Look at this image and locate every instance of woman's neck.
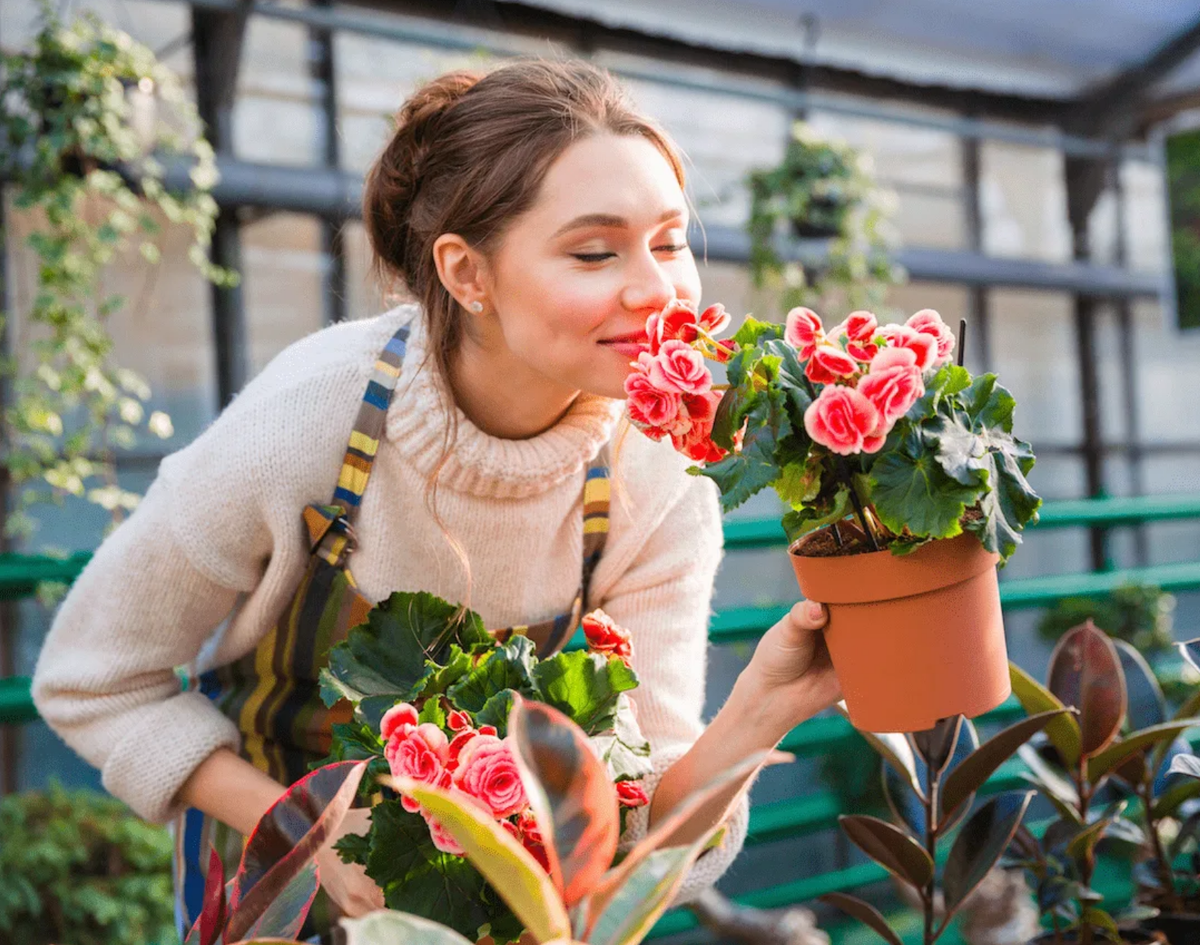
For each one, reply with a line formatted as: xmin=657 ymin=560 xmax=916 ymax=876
xmin=447 ymin=336 xmax=582 ymax=440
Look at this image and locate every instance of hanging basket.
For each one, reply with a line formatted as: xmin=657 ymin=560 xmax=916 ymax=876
xmin=789 ymin=531 xmax=1011 ymax=733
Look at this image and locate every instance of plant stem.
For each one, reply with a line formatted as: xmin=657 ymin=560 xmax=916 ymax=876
xmin=838 ymin=460 xmax=880 ymax=551
xmin=1077 ymin=763 xmax=1093 ymax=945
xmin=1142 ymin=776 xmax=1181 ymax=911
xmin=925 ymin=770 xmax=939 ymax=945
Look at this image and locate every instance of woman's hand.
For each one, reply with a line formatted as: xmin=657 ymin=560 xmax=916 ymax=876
xmin=316 ymin=807 xmax=385 ymax=918
xmin=740 ymin=599 xmax=842 ymax=734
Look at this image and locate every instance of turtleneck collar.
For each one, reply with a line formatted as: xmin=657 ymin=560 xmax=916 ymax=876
xmin=383 ymin=304 xmax=624 ymax=499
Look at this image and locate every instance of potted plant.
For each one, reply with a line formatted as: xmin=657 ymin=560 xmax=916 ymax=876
xmin=339 ymin=695 xmax=781 ymax=945
xmin=1006 ymin=622 xmax=1200 ymax=943
xmin=747 ymin=122 xmax=902 ymax=312
xmin=817 ymin=706 xmax=1066 ymax=944
xmin=623 ymin=300 xmax=1040 ymax=732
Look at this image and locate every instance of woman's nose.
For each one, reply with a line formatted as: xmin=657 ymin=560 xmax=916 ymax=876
xmin=621 ymin=250 xmax=676 ymax=314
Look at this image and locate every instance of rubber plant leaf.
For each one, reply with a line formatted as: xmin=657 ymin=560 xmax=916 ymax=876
xmin=1047 ymin=622 xmax=1127 ymax=760
xmin=184 ymin=846 xmax=227 ymax=945
xmin=940 ymin=791 xmax=1034 ymax=925
xmin=224 ymin=760 xmax=367 ymax=942
xmin=1087 ymin=720 xmax=1200 ymax=784
xmin=818 ymin=892 xmax=903 ymax=945
xmin=837 ymin=814 xmax=935 ymax=892
xmin=1009 ymin=662 xmax=1083 ymax=768
xmin=341 ymin=910 xmax=478 ymax=945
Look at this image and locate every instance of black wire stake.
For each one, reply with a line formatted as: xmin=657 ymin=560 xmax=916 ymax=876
xmin=837 ymin=457 xmax=880 ymax=552
xmin=957 ymin=318 xmax=967 ymax=369
xmin=831 ymin=521 xmax=844 ymax=548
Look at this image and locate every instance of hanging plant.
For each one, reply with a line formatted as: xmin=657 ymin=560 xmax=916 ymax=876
xmin=0 ymin=1 xmax=235 ymax=553
xmin=747 ymin=121 xmax=903 ymax=311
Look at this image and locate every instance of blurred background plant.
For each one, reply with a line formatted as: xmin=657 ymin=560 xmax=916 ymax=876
xmin=746 ymin=122 xmax=904 ymax=313
xmin=0 ymin=783 xmax=176 ymax=945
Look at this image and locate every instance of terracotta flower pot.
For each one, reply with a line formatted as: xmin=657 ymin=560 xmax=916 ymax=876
xmin=789 ymin=531 xmax=1010 ymax=733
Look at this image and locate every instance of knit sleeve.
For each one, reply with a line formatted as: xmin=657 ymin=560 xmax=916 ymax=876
xmin=30 ymin=474 xmax=256 ymax=824
xmin=594 ymin=470 xmax=749 ymax=905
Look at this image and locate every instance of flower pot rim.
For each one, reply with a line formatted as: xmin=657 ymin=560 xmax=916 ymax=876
xmin=789 ymin=531 xmax=1000 ymax=605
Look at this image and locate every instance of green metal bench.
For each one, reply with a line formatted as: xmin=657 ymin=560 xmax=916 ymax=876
xmin=2 ymin=493 xmax=1199 ymax=943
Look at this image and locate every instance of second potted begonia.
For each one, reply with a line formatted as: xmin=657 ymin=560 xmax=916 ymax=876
xmin=624 ymin=301 xmax=1042 ymax=733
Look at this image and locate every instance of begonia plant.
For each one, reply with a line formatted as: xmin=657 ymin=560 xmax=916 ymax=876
xmin=623 ymin=300 xmax=1041 ymax=561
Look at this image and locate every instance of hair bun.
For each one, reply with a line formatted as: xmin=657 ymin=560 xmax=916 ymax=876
xmin=363 ymin=70 xmax=482 ymax=285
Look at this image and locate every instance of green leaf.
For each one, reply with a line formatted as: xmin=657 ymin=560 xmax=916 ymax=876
xmin=941 ymin=709 xmax=1069 ymax=825
xmin=731 ymin=315 xmax=783 ymax=349
xmin=1017 ymin=744 xmax=1083 ymax=824
xmin=837 ymin=814 xmax=934 ymax=891
xmin=818 ymin=892 xmax=904 ymax=945
xmin=323 ymin=592 xmax=490 ymax=710
xmin=418 ymin=698 xmax=446 ymax=729
xmin=1169 ymin=753 xmax=1200 ymax=780
xmin=341 ymin=911 xmax=476 ymax=945
xmin=941 ymin=791 xmax=1034 ymax=923
xmin=410 ymin=646 xmax=473 ymax=701
xmin=781 ymin=486 xmax=850 ymax=545
xmin=1009 ymin=662 xmax=1084 ymax=768
xmin=475 ymin=690 xmax=516 ymax=737
xmin=446 ymin=637 xmax=538 ymax=713
xmin=1066 ymin=801 xmax=1128 ymax=862
xmin=868 ymin=430 xmax=978 ymax=539
xmin=697 ymin=384 xmax=791 ymax=513
xmin=1080 ymin=906 xmax=1122 ymax=942
xmin=586 ymin=846 xmax=700 ymax=945
xmin=1152 ymin=778 xmax=1200 ymax=818
xmin=531 ymin=649 xmax=638 ymax=733
xmin=1087 ymin=720 xmax=1200 ymax=783
xmin=591 ymin=693 xmax=654 ymax=782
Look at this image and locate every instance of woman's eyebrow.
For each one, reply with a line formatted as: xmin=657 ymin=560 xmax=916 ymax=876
xmin=552 ymin=207 xmax=686 ymax=238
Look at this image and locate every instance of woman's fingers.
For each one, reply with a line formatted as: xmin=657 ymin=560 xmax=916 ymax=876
xmin=789 ymin=598 xmax=828 ymax=631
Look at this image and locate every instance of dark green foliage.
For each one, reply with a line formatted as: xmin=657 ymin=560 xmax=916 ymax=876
xmin=0 ymin=783 xmax=176 ymax=945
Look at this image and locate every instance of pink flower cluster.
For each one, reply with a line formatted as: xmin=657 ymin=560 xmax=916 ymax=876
xmin=380 ymin=697 xmax=648 ymax=864
xmin=381 ymin=703 xmax=542 ymax=861
xmin=624 ymin=300 xmax=734 ymax=462
xmin=788 ymin=307 xmax=955 ymax=456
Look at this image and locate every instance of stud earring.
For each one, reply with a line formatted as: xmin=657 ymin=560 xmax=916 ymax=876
xmin=469 ymin=300 xmax=484 ymax=313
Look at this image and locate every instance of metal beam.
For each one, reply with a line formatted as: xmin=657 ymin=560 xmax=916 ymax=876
xmin=309 ymin=0 xmax=347 ymax=325
xmin=161 ymin=0 xmax=1154 ymax=163
xmin=1071 ymin=15 xmax=1200 ymax=135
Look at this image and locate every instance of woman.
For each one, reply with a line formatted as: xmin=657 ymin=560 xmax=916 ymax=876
xmin=31 ymin=58 xmax=840 ymax=934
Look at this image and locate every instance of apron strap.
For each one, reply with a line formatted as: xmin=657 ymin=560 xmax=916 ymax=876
xmin=307 ymin=323 xmax=410 ymax=564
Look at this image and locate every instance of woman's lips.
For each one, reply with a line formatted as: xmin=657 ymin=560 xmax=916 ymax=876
xmin=599 ymin=338 xmax=648 ymax=359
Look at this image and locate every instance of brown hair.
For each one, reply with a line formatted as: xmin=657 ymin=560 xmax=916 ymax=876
xmin=362 ymin=57 xmax=686 ymax=610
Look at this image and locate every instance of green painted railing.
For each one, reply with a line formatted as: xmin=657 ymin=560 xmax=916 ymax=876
xmin=3 ymin=493 xmax=1199 ymax=943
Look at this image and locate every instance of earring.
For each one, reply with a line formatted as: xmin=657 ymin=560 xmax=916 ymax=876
xmin=469 ymin=300 xmax=484 ymax=313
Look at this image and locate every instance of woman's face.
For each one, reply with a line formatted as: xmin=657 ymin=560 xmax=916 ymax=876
xmin=479 ymin=133 xmax=702 ymax=400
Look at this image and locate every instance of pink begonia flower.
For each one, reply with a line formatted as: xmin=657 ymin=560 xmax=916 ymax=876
xmin=906 ymin=309 xmax=956 ymax=365
xmin=805 ymin=344 xmax=859 ymax=385
xmin=645 ymin=301 xmax=731 ymax=355
xmin=648 ymin=339 xmax=713 ymax=395
xmin=380 ymin=702 xmax=418 ymax=740
xmin=386 ymin=721 xmax=450 ymax=813
xmin=785 ymin=307 xmax=824 ymax=359
xmin=804 ymin=385 xmax=885 ymax=455
xmin=452 ymin=734 xmax=528 ymax=820
xmin=831 ymin=310 xmax=880 ymax=362
xmin=858 ymin=347 xmax=925 ymax=426
xmin=670 ymin=391 xmax=727 ymax=463
xmin=447 ymin=709 xmax=472 ymax=733
xmin=625 ymin=360 xmax=682 ymax=438
xmin=880 ymin=324 xmax=937 ymax=372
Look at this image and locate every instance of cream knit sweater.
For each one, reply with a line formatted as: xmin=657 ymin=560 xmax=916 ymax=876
xmin=31 ymin=302 xmax=747 ymax=901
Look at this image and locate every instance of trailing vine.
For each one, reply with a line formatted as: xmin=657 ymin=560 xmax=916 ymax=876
xmin=747 ymin=121 xmax=903 ymax=312
xmin=0 ymin=2 xmax=234 ymax=557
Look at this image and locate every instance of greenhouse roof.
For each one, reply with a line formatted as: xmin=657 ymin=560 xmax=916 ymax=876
xmin=507 ymin=0 xmax=1200 ymax=110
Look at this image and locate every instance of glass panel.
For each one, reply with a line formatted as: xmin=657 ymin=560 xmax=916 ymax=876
xmin=980 ymin=139 xmax=1072 ymax=263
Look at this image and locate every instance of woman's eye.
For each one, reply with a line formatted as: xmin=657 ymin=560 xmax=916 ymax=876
xmin=657 ymin=243 xmax=690 ymax=253
xmin=571 ymin=252 xmax=615 ymax=262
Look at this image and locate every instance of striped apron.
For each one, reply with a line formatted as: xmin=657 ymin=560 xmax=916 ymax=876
xmin=174 ymin=322 xmax=611 ymax=939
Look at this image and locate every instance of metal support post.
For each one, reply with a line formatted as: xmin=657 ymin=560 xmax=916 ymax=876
xmin=193 ymin=3 xmax=250 ymax=407
xmin=310 ymin=0 xmax=347 ymax=324
xmin=961 ymin=108 xmax=992 ymax=371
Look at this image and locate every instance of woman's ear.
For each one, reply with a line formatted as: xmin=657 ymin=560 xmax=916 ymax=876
xmin=433 ymin=233 xmax=491 ymax=313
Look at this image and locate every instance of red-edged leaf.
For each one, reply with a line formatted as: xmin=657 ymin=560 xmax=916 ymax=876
xmin=1047 ymin=621 xmax=1127 ymax=759
xmin=911 ymin=716 xmax=963 ymax=777
xmin=838 ymin=814 xmax=934 ymax=891
xmin=185 ymin=846 xmax=227 ymax=945
xmin=1087 ymin=720 xmax=1200 ymax=784
xmin=508 ymin=696 xmax=618 ymax=909
xmin=224 ymin=760 xmax=367 ymax=942
xmin=234 ymin=861 xmax=318 ymax=942
xmin=940 ymin=709 xmax=1070 ymax=825
xmin=819 ymin=892 xmax=904 ymax=945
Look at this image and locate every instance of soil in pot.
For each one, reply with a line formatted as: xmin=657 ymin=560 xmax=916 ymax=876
xmin=790 ymin=527 xmax=1009 ymax=733
xmin=1141 ymin=911 xmax=1200 ymax=944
